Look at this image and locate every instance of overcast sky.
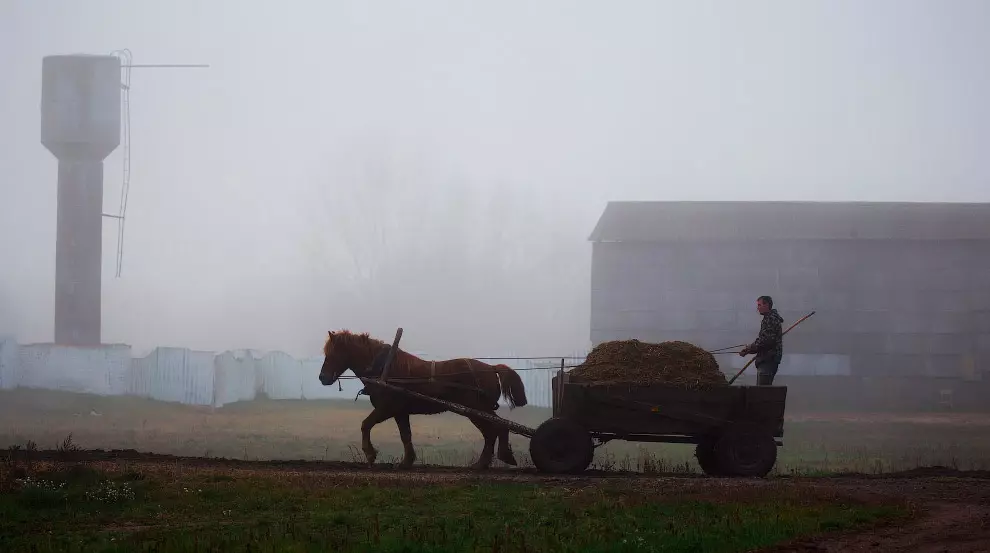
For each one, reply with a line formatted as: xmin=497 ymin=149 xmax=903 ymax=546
xmin=1 ymin=0 xmax=988 ymax=358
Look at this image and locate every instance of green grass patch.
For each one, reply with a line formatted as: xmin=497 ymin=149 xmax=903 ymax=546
xmin=0 ymin=466 xmax=903 ymax=553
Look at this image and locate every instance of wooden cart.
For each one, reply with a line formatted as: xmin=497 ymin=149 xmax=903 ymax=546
xmin=529 ymin=373 xmax=786 ymax=476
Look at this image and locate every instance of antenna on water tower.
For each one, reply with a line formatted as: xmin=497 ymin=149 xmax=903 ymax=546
xmin=40 ymin=50 xmax=208 ymax=347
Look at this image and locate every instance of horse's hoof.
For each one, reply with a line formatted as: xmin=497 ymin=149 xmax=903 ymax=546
xmin=498 ymin=452 xmax=518 ymax=466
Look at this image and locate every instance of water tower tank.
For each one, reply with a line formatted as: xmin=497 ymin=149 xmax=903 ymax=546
xmin=41 ymin=54 xmax=121 ymax=161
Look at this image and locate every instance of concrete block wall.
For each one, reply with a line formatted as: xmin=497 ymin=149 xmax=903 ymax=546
xmin=17 ymin=343 xmax=132 ymax=395
xmin=590 ymin=239 xmax=990 ymax=378
xmin=0 ymin=337 xmax=22 ymax=389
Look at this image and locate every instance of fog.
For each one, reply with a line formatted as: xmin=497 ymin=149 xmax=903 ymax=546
xmin=2 ymin=0 xmax=989 ymax=359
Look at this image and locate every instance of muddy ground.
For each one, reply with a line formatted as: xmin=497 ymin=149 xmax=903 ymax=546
xmin=8 ymin=448 xmax=990 ymax=552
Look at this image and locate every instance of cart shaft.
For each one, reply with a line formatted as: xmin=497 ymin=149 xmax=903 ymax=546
xmin=359 ymin=377 xmax=537 ymax=438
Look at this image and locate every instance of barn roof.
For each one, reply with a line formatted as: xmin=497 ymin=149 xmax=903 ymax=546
xmin=587 ymin=201 xmax=990 ymax=242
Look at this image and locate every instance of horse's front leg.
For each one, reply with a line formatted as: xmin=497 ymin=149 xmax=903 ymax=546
xmin=394 ymin=413 xmax=416 ymax=469
xmin=361 ymin=407 xmax=393 ymax=466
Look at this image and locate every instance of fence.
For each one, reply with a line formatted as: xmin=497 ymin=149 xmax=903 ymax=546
xmin=0 ymin=338 xmax=570 ymax=408
xmin=2 ymin=337 xmax=984 ymax=412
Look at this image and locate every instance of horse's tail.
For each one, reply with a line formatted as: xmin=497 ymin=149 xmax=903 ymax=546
xmin=493 ymin=364 xmax=528 ymax=408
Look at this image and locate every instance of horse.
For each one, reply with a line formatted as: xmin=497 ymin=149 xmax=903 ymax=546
xmin=318 ymin=330 xmax=529 ymax=470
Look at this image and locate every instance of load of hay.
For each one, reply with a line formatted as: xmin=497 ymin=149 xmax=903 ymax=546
xmin=568 ymin=339 xmax=728 ymax=389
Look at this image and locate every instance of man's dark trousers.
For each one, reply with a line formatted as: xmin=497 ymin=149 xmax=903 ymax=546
xmin=755 ymin=355 xmax=781 ymax=386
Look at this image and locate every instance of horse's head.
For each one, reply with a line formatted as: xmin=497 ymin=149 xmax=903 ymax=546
xmin=319 ymin=331 xmax=349 ymax=386
xmin=319 ymin=330 xmax=380 ymax=386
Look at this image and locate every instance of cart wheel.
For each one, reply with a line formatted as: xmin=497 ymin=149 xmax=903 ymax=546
xmin=582 ymin=441 xmax=597 ymax=471
xmin=529 ymin=417 xmax=594 ymax=474
xmin=694 ymin=436 xmax=723 ymax=476
xmin=713 ymin=423 xmax=777 ymax=478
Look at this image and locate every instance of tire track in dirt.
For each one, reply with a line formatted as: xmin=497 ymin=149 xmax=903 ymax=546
xmin=768 ymin=503 xmax=990 ymax=553
xmin=763 ymin=475 xmax=990 ymax=553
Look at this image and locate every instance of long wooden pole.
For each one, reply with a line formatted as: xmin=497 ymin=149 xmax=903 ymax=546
xmin=727 ymin=311 xmax=816 ymax=385
xmin=708 ymin=343 xmax=747 ymax=353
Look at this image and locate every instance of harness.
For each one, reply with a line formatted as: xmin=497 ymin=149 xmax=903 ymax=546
xmin=356 ymin=347 xmax=492 ymax=402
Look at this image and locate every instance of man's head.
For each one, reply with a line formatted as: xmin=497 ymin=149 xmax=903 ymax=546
xmin=757 ymin=295 xmax=773 ymax=315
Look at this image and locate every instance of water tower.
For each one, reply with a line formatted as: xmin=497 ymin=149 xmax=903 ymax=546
xmin=40 ymin=54 xmax=121 ymax=347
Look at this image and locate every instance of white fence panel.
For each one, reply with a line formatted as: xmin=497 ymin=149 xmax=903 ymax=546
xmin=212 ymin=352 xmax=237 ymax=407
xmin=127 ymin=353 xmax=154 ymax=398
xmin=517 ymin=365 xmax=552 ymax=409
xmin=186 ymin=351 xmax=216 ymax=406
xmin=213 ymin=351 xmax=258 ymax=407
xmin=146 ymin=348 xmax=216 ymax=405
xmin=148 ymin=348 xmax=185 ymax=403
xmin=258 ymin=351 xmax=304 ymax=400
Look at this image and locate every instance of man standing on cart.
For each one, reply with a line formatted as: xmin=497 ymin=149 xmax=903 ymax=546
xmin=739 ymin=295 xmax=784 ymax=385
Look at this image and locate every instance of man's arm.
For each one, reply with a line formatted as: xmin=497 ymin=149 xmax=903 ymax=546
xmin=741 ymin=317 xmax=782 ymax=356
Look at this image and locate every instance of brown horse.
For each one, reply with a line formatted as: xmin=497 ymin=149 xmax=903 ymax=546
xmin=318 ymin=330 xmax=529 ymax=470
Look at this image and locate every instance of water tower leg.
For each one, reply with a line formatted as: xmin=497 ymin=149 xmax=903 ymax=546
xmin=54 ymin=159 xmax=104 ymax=347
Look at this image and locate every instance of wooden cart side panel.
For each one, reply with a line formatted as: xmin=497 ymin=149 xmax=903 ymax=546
xmin=553 ymin=377 xmax=787 ymax=437
xmin=740 ymin=385 xmax=788 ymax=436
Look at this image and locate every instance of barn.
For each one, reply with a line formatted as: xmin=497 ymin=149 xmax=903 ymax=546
xmin=587 ymin=201 xmax=990 ymax=409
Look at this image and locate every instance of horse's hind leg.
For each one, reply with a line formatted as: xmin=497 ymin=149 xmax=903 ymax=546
xmin=468 ymin=417 xmax=497 ymax=470
xmin=394 ymin=413 xmax=416 ymax=469
xmin=495 ymin=424 xmax=518 ymax=466
xmin=361 ymin=407 xmax=392 ymax=466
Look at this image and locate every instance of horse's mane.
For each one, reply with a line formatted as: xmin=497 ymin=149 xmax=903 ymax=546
xmin=323 ymin=330 xmax=388 ymax=359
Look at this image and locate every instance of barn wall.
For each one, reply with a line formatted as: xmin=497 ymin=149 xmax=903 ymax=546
xmin=590 ymin=239 xmax=990 ymax=379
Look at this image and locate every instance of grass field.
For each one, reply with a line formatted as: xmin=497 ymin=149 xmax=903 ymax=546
xmin=2 ymin=388 xmax=990 ymax=474
xmin=6 ymin=389 xmax=990 ymax=552
xmin=0 ymin=459 xmax=906 ymax=553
